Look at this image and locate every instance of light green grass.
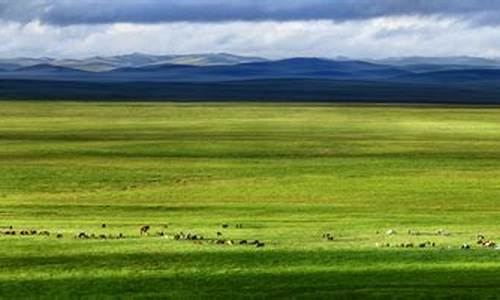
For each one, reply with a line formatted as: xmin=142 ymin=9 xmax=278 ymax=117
xmin=0 ymin=101 xmax=499 ymax=299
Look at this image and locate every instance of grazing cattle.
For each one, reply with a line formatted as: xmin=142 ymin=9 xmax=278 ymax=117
xmin=102 ymin=224 xmax=106 ymax=228
xmin=216 ymin=240 xmax=226 ymax=245
xmin=118 ymin=233 xmax=124 ymax=239
xmin=140 ymin=225 xmax=150 ymax=236
xmin=240 ymin=240 xmax=248 ymax=245
xmin=217 ymin=232 xmax=223 ymax=237
xmin=482 ymin=240 xmax=496 ymax=248
xmin=222 ymin=224 xmax=229 ymax=229
xmin=256 ymin=242 xmax=265 ymax=248
xmin=99 ymin=234 xmax=107 ymax=239
xmin=57 ymin=234 xmax=63 ymax=239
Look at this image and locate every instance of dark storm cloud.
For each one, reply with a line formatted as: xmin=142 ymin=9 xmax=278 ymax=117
xmin=1 ymin=0 xmax=500 ymax=25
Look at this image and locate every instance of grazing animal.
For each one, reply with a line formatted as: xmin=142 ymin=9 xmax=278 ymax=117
xmin=216 ymin=240 xmax=226 ymax=245
xmin=386 ymin=229 xmax=396 ymax=236
xmin=140 ymin=225 xmax=150 ymax=236
xmin=78 ymin=232 xmax=89 ymax=239
xmin=99 ymin=234 xmax=107 ymax=239
xmin=419 ymin=243 xmax=426 ymax=248
xmin=222 ymin=224 xmax=229 ymax=229
xmin=461 ymin=243 xmax=471 ymax=250
xmin=217 ymin=232 xmax=223 ymax=237
xmin=256 ymin=242 xmax=265 ymax=248
xmin=240 ymin=240 xmax=248 ymax=245
xmin=57 ymin=234 xmax=63 ymax=239
xmin=482 ymin=240 xmax=496 ymax=248
xmin=118 ymin=233 xmax=124 ymax=239
xmin=102 ymin=224 xmax=106 ymax=228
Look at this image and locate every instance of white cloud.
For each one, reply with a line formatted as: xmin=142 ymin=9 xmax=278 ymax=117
xmin=1 ymin=16 xmax=500 ymax=59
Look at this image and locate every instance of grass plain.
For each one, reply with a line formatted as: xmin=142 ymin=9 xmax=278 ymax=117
xmin=0 ymin=101 xmax=499 ymax=299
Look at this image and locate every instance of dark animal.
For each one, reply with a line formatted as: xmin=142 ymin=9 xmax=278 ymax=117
xmin=217 ymin=232 xmax=222 ymax=237
xmin=240 ymin=240 xmax=248 ymax=245
xmin=102 ymin=224 xmax=106 ymax=228
xmin=78 ymin=232 xmax=89 ymax=239
xmin=140 ymin=225 xmax=150 ymax=235
xmin=256 ymin=242 xmax=265 ymax=248
xmin=57 ymin=234 xmax=63 ymax=239
xmin=222 ymin=224 xmax=229 ymax=228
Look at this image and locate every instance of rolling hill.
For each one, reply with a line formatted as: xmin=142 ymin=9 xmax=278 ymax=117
xmin=1 ymin=53 xmax=500 ymax=103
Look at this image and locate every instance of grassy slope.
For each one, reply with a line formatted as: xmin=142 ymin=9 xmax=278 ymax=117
xmin=0 ymin=102 xmax=499 ymax=298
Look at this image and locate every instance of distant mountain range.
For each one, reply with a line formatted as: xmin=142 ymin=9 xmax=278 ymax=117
xmin=0 ymin=53 xmax=268 ymax=72
xmin=2 ymin=53 xmax=500 ymax=103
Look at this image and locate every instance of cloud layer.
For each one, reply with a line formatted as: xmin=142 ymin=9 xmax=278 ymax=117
xmin=1 ymin=1 xmax=500 ymax=59
xmin=1 ymin=17 xmax=500 ymax=59
xmin=1 ymin=0 xmax=500 ymax=25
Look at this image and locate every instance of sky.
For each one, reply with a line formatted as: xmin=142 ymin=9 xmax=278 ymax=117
xmin=1 ymin=0 xmax=500 ymax=59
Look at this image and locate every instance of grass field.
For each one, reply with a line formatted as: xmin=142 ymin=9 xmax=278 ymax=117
xmin=0 ymin=101 xmax=499 ymax=299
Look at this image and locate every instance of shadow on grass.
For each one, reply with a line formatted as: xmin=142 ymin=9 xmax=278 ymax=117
xmin=0 ymin=249 xmax=499 ymax=298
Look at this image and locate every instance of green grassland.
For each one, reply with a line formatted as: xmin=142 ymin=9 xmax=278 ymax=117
xmin=0 ymin=101 xmax=499 ymax=299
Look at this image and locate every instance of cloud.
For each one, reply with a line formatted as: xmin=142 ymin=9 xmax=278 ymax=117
xmin=1 ymin=16 xmax=500 ymax=59
xmin=1 ymin=0 xmax=500 ymax=25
